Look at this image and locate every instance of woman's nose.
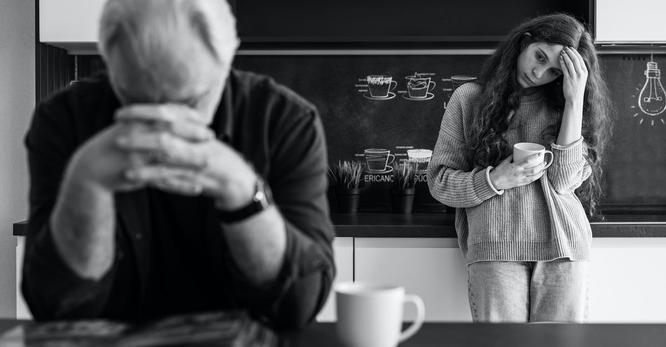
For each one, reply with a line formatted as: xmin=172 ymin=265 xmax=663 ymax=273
xmin=532 ymin=67 xmax=545 ymax=79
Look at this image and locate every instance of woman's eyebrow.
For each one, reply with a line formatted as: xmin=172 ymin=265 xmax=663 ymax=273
xmin=537 ymin=48 xmax=552 ymax=62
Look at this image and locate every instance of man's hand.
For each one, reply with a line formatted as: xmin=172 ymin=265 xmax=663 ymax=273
xmin=114 ymin=104 xmax=257 ymax=209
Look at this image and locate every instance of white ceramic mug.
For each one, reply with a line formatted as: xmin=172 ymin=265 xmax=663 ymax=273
xmin=513 ymin=142 xmax=554 ymax=169
xmin=335 ymin=282 xmax=425 ymax=347
xmin=407 ymin=149 xmax=432 ymax=172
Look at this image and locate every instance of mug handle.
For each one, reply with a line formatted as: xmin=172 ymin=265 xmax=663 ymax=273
xmin=543 ymin=150 xmax=554 ymax=169
xmin=428 ymin=81 xmax=436 ymax=91
xmin=390 ymin=80 xmax=397 ymax=92
xmin=386 ymin=154 xmax=396 ymax=166
xmin=399 ymin=294 xmax=425 ymax=343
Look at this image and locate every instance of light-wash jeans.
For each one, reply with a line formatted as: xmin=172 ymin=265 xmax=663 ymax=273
xmin=467 ymin=259 xmax=589 ymax=323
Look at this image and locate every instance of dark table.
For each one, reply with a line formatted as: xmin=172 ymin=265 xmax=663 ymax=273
xmin=3 ymin=320 xmax=665 ymax=347
xmin=285 ymin=322 xmax=666 ymax=347
xmin=14 ymin=213 xmax=666 ymax=238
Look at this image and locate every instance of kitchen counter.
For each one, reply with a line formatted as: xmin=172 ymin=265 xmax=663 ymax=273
xmin=13 ymin=213 xmax=666 ymax=237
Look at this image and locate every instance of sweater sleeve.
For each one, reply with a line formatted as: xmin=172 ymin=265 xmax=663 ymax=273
xmin=427 ymin=85 xmax=499 ymax=208
xmin=546 ymin=137 xmax=592 ymax=193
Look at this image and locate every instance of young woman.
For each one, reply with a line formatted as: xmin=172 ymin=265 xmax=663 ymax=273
xmin=427 ymin=13 xmax=612 ymax=322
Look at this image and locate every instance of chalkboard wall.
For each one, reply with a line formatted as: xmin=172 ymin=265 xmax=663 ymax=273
xmin=234 ymin=54 xmax=666 ymax=212
xmin=600 ymin=55 xmax=666 ymax=210
xmin=64 ymin=53 xmax=666 ymax=212
xmin=235 ymin=55 xmax=486 ymax=164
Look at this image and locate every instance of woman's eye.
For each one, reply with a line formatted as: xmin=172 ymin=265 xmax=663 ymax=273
xmin=536 ymin=54 xmax=545 ymax=63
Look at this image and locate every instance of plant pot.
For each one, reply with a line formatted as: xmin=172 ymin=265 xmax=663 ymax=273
xmin=337 ymin=188 xmax=361 ymax=214
xmin=391 ymin=187 xmax=415 ymax=214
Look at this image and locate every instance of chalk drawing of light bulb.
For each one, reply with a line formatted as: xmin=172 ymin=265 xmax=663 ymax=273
xmin=638 ymin=61 xmax=666 ymax=116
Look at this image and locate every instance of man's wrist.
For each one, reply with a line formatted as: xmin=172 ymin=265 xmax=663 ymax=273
xmin=215 ymin=177 xmax=274 ymax=224
xmin=215 ymin=173 xmax=255 ymax=208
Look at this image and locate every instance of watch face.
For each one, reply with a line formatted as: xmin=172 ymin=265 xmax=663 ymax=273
xmin=216 ymin=177 xmax=273 ymax=223
xmin=255 ymin=179 xmax=273 ymax=207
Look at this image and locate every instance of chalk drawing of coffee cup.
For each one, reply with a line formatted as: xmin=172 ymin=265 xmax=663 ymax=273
xmin=405 ymin=75 xmax=436 ymax=99
xmin=367 ymin=75 xmax=397 ymax=98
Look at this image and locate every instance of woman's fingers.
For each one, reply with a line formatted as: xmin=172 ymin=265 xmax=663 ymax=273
xmin=560 ymin=50 xmax=576 ymax=78
xmin=565 ymin=47 xmax=582 ymax=75
xmin=562 ymin=47 xmax=588 ymax=78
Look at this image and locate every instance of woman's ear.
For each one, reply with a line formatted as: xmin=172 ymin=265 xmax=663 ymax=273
xmin=520 ymin=32 xmax=533 ymax=50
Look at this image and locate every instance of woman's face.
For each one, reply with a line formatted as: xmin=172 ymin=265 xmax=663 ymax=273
xmin=516 ymin=42 xmax=565 ymax=89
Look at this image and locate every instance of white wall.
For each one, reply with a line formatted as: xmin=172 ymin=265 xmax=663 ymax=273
xmin=0 ymin=0 xmax=35 ymax=318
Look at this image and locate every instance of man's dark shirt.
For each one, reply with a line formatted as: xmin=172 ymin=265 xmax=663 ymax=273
xmin=22 ymin=69 xmax=336 ymax=330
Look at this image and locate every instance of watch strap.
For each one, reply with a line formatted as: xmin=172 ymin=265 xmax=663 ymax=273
xmin=216 ymin=178 xmax=273 ymax=224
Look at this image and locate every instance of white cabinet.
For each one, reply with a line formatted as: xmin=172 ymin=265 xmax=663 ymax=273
xmin=16 ymin=234 xmax=666 ymax=322
xmin=588 ymin=238 xmax=666 ymax=322
xmin=316 ymin=237 xmax=354 ymax=322
xmin=595 ymin=0 xmax=666 ymax=43
xmin=355 ymin=238 xmax=471 ymax=322
xmin=39 ymin=0 xmax=105 ymax=52
xmin=16 ymin=236 xmax=31 ymax=319
xmin=351 ymin=236 xmax=666 ymax=323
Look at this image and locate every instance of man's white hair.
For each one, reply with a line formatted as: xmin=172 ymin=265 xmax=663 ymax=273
xmin=98 ymin=0 xmax=239 ymax=99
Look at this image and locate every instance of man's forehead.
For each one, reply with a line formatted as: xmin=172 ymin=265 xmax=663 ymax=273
xmin=109 ymin=50 xmax=220 ymax=103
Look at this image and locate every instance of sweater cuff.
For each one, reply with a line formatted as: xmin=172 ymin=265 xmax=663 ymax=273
xmin=485 ymin=166 xmax=504 ymax=195
xmin=473 ymin=167 xmax=499 ymax=201
xmin=550 ymin=137 xmax=584 ymax=166
xmin=551 ymin=136 xmax=583 ymax=150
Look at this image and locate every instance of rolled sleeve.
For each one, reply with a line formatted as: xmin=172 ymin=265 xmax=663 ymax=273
xmin=228 ymin=106 xmax=335 ymax=330
xmin=22 ymin=224 xmax=119 ymax=320
xmin=427 ymin=84 xmax=500 ymax=208
xmin=22 ymin=95 xmax=121 ymax=320
xmin=547 ymin=137 xmax=591 ymax=193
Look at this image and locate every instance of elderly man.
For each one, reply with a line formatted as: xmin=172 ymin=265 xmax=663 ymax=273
xmin=22 ymin=0 xmax=334 ymax=329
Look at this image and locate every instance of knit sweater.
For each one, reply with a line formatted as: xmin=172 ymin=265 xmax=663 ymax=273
xmin=427 ymin=82 xmax=592 ymax=264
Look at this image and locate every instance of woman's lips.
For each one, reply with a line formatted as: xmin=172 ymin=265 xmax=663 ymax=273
xmin=524 ymin=74 xmax=536 ymax=86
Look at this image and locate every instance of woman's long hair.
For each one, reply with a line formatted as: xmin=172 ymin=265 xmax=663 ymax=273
xmin=469 ymin=13 xmax=612 ymax=218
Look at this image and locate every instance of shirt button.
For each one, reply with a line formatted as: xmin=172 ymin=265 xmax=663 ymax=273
xmin=135 ymin=233 xmax=142 ymax=240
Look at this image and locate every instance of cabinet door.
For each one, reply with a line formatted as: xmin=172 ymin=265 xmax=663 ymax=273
xmin=595 ymin=0 xmax=666 ymax=43
xmin=355 ymin=238 xmax=471 ymax=322
xmin=39 ymin=0 xmax=105 ymax=43
xmin=589 ymin=238 xmax=666 ymax=323
xmin=316 ymin=237 xmax=354 ymax=322
xmin=16 ymin=236 xmax=31 ymax=319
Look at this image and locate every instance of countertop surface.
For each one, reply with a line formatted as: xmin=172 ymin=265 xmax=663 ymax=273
xmin=1 ymin=320 xmax=666 ymax=347
xmin=13 ymin=213 xmax=666 ymax=238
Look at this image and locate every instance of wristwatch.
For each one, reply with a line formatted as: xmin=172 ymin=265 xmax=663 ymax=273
xmin=216 ymin=177 xmax=274 ymax=224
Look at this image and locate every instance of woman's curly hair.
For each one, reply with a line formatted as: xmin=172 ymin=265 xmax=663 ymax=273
xmin=468 ymin=13 xmax=612 ymax=218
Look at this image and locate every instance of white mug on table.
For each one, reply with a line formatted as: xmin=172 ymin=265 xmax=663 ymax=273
xmin=335 ymin=281 xmax=425 ymax=347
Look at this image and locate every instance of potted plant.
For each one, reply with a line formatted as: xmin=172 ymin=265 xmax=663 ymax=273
xmin=328 ymin=160 xmax=364 ymax=213
xmin=391 ymin=160 xmax=418 ymax=214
